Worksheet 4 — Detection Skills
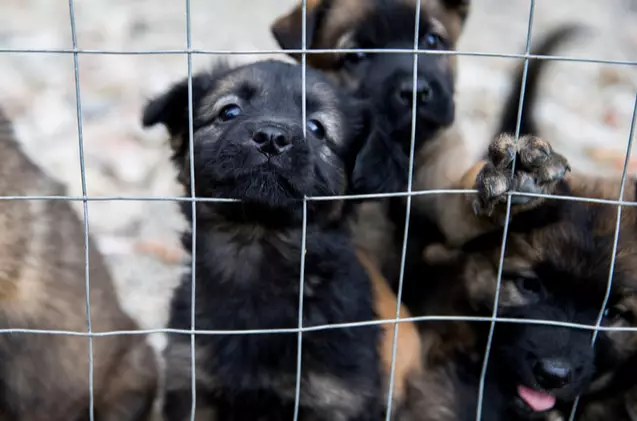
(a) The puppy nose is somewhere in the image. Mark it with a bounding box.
[533,358,573,390]
[252,126,292,157]
[398,79,433,106]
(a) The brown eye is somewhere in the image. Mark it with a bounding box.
[518,277,542,295]
[344,51,368,64]
[503,272,543,299]
[307,119,326,139]
[424,32,445,49]
[219,104,242,121]
[604,305,631,323]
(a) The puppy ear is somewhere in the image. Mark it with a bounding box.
[351,128,409,195]
[271,0,330,56]
[142,74,211,137]
[341,101,373,179]
[142,74,211,157]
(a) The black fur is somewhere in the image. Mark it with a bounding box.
[430,197,631,420]
[345,1,456,194]
[496,24,587,138]
[300,0,461,293]
[143,59,381,421]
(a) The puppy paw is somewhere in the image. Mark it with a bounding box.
[473,134,570,217]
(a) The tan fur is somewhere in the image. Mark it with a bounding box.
[274,4,442,408]
[396,363,461,421]
[415,135,637,421]
[272,0,467,76]
[560,171,637,420]
[0,108,158,420]
[272,0,478,277]
[356,249,423,406]
[413,128,491,247]
[272,4,481,418]
[165,342,371,421]
[272,0,374,70]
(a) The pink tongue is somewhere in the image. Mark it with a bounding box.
[517,385,556,412]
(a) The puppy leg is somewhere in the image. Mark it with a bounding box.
[355,250,423,408]
[565,172,637,202]
[472,134,570,219]
[419,134,571,246]
[97,339,160,421]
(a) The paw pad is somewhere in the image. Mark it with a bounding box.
[473,134,570,216]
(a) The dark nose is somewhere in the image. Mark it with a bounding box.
[533,358,573,390]
[252,125,292,157]
[398,78,433,106]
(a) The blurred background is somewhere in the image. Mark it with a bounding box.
[0,0,636,343]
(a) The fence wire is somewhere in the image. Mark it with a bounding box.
[67,0,95,419]
[384,0,423,418]
[476,1,537,419]
[0,1,636,421]
[185,1,198,420]
[293,2,309,419]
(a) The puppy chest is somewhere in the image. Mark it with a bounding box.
[201,237,339,296]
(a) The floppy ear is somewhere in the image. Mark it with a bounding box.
[142,74,212,156]
[350,128,409,196]
[270,0,330,57]
[142,74,210,136]
[340,101,372,182]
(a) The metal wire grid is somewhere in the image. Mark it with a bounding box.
[475,1,537,418]
[0,1,636,421]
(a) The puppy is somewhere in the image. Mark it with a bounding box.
[404,134,637,421]
[400,25,594,318]
[271,0,469,285]
[273,0,434,404]
[459,22,637,417]
[0,107,158,420]
[271,4,589,294]
[142,59,385,421]
[271,3,462,401]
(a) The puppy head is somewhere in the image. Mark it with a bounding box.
[142,60,368,225]
[424,214,637,418]
[272,0,470,145]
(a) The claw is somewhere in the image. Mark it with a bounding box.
[475,136,570,218]
[472,199,481,216]
[504,147,516,167]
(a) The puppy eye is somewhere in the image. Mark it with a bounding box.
[604,305,631,323]
[307,119,326,139]
[514,276,543,296]
[343,51,368,65]
[424,32,445,49]
[218,104,242,121]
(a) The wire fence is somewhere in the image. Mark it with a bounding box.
[1,0,637,421]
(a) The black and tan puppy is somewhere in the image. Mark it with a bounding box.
[271,0,470,284]
[270,0,467,412]
[400,135,637,421]
[142,59,385,421]
[0,108,158,420]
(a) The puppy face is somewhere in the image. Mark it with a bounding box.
[142,60,367,223]
[426,213,637,419]
[272,0,469,147]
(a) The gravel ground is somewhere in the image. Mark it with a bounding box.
[0,0,636,350]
